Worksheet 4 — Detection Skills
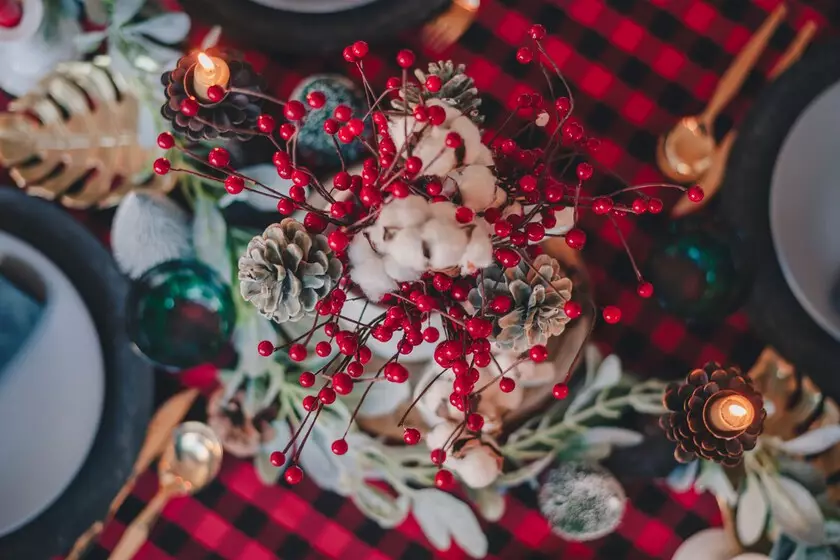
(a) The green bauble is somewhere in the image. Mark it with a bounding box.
[127,259,236,369]
[645,223,747,323]
[538,462,627,542]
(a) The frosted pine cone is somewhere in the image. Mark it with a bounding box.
[391,60,483,126]
[238,219,342,323]
[469,254,573,352]
[659,362,766,467]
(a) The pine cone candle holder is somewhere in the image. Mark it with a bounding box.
[391,60,484,126]
[660,363,766,466]
[161,51,263,142]
[238,219,343,323]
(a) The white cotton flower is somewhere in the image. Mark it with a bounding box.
[460,222,494,275]
[449,165,505,212]
[377,195,430,229]
[473,145,495,166]
[347,233,398,301]
[421,219,469,270]
[446,442,503,489]
[426,421,457,451]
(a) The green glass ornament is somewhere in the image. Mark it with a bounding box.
[127,259,236,369]
[645,222,748,323]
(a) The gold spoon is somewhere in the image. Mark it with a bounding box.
[109,422,223,560]
[671,20,817,218]
[657,3,787,183]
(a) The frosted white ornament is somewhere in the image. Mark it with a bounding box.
[112,192,194,279]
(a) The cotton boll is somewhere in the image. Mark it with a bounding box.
[383,254,422,282]
[427,199,459,221]
[502,202,523,219]
[451,165,501,211]
[413,129,458,177]
[378,195,430,229]
[460,223,493,274]
[473,145,495,167]
[421,219,469,270]
[426,421,458,451]
[450,115,484,165]
[386,228,429,271]
[426,99,462,126]
[447,443,503,488]
[347,234,397,301]
[388,115,420,156]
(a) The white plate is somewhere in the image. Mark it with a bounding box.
[770,79,840,341]
[0,232,104,537]
[247,0,378,14]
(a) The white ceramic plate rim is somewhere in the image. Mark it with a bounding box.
[247,0,379,14]
[770,79,840,341]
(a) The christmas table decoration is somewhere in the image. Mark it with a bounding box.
[151,27,706,503]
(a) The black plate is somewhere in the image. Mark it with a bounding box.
[179,0,450,54]
[0,187,153,558]
[720,40,840,398]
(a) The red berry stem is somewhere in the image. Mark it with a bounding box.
[390,293,466,328]
[227,86,287,107]
[292,398,326,463]
[342,352,399,437]
[606,213,642,281]
[281,405,317,455]
[606,183,689,197]
[397,368,450,426]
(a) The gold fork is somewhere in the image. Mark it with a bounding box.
[421,0,481,52]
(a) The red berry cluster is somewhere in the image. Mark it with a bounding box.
[155,29,702,489]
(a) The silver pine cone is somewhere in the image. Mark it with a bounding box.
[238,219,342,323]
[391,60,484,126]
[469,254,573,352]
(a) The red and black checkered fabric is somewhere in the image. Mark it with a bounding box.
[1,0,836,558]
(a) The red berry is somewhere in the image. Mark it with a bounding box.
[384,362,409,383]
[306,90,326,109]
[529,24,546,40]
[494,219,513,238]
[415,295,437,313]
[291,170,310,188]
[257,113,276,134]
[425,75,443,92]
[432,273,453,292]
[289,343,308,362]
[324,118,340,135]
[445,131,463,148]
[499,377,515,393]
[632,198,648,214]
[156,132,174,149]
[687,185,705,203]
[327,230,349,252]
[391,180,410,198]
[396,49,415,68]
[450,282,470,302]
[257,340,274,356]
[279,123,297,140]
[342,46,357,63]
[304,212,327,233]
[637,281,654,299]
[269,451,285,467]
[357,346,372,364]
[466,413,484,432]
[302,395,319,411]
[284,100,306,121]
[386,76,401,90]
[529,344,548,363]
[179,97,199,116]
[352,40,369,58]
[516,47,534,64]
[221,175,243,195]
[299,371,315,387]
[319,386,337,404]
[565,228,586,250]
[153,158,170,175]
[466,317,492,339]
[430,448,447,465]
[427,105,446,126]
[315,341,332,357]
[403,427,421,445]
[331,439,348,455]
[277,198,296,215]
[422,326,440,343]
[564,300,582,319]
[455,206,474,224]
[490,294,512,314]
[285,465,303,485]
[206,85,225,103]
[553,382,569,399]
[347,362,364,378]
[435,469,454,489]
[333,372,353,395]
[348,118,365,136]
[602,305,622,324]
[525,222,545,242]
[576,162,593,181]
[494,247,521,268]
[647,198,664,214]
[519,175,537,192]
[473,352,491,367]
[337,126,355,144]
[592,196,613,215]
[404,156,423,176]
[208,147,230,168]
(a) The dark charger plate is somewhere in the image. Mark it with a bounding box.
[720,40,840,398]
[0,187,153,558]
[179,0,450,54]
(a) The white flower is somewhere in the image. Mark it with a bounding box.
[425,423,503,489]
[494,350,556,388]
[347,232,401,301]
[446,165,505,212]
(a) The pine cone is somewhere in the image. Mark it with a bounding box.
[659,363,766,467]
[468,254,573,352]
[238,219,343,323]
[161,52,263,142]
[391,60,484,126]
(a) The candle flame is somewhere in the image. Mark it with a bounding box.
[728,403,748,417]
[197,52,215,71]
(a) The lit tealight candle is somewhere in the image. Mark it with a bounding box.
[703,390,755,439]
[192,52,230,101]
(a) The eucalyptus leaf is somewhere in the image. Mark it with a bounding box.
[124,13,191,44]
[297,422,342,493]
[695,462,738,506]
[566,353,622,415]
[737,473,768,546]
[352,484,410,529]
[412,489,488,558]
[666,461,699,493]
[580,427,643,447]
[193,193,232,284]
[234,310,278,378]
[218,164,295,213]
[777,426,840,456]
[495,454,554,488]
[764,476,825,545]
[256,420,292,485]
[112,0,145,26]
[356,376,411,417]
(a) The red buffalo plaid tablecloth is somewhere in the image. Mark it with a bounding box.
[3,0,839,558]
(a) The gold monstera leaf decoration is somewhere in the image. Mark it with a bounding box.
[0,57,174,209]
